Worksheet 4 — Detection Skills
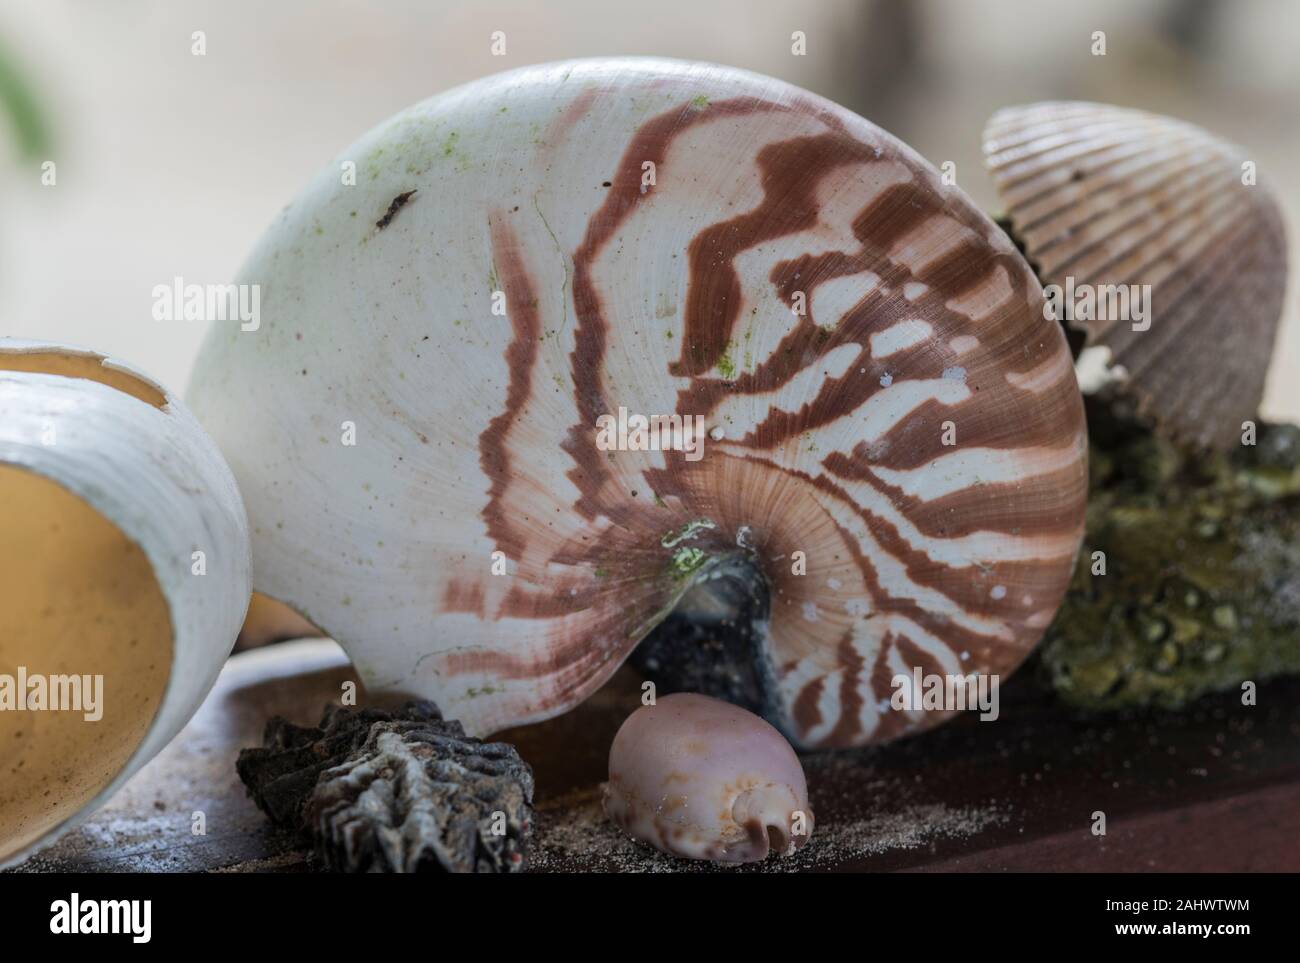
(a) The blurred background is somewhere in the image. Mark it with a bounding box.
[0,0,1296,416]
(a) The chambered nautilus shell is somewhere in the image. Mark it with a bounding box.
[0,340,250,866]
[189,58,1088,749]
[983,101,1289,450]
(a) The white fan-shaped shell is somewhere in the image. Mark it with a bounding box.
[0,339,251,866]
[984,101,1288,449]
[189,58,1086,749]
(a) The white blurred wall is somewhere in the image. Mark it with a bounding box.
[1,0,1295,417]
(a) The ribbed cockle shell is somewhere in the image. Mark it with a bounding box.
[983,101,1288,450]
[188,58,1088,749]
[603,693,811,863]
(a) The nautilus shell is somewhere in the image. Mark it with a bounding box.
[604,693,811,863]
[188,58,1087,749]
[0,340,250,866]
[983,101,1288,450]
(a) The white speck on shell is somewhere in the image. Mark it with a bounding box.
[870,319,932,357]
[949,335,979,355]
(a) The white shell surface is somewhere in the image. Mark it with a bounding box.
[984,101,1288,449]
[0,339,251,866]
[189,58,1086,748]
[603,693,812,863]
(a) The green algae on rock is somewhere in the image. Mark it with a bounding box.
[1039,400,1300,711]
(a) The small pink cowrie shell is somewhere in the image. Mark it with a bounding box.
[603,693,813,863]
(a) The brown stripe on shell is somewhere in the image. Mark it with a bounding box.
[816,629,867,747]
[441,578,486,618]
[674,131,885,379]
[468,80,1086,748]
[568,98,798,511]
[479,211,543,560]
[822,447,1088,540]
[818,506,1022,659]
[790,674,825,734]
[865,636,912,743]
[848,385,1083,472]
[895,635,950,689]
[678,173,1079,459]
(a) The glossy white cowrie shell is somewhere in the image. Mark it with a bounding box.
[603,693,813,863]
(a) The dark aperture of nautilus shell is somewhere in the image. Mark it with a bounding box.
[984,101,1288,451]
[189,58,1088,750]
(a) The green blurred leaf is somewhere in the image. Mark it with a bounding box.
[0,36,52,161]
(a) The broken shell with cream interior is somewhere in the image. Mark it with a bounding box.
[188,58,1087,750]
[0,340,251,867]
[983,101,1288,450]
[604,693,811,863]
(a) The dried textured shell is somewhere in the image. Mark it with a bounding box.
[983,101,1288,450]
[189,58,1087,750]
[238,701,534,873]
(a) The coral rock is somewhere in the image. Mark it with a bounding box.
[1039,402,1300,709]
[237,701,534,873]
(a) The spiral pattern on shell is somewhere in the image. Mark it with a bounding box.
[189,59,1088,749]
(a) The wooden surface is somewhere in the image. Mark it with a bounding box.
[8,638,1300,873]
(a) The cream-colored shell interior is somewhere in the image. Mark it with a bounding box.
[0,351,165,408]
[0,355,173,862]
